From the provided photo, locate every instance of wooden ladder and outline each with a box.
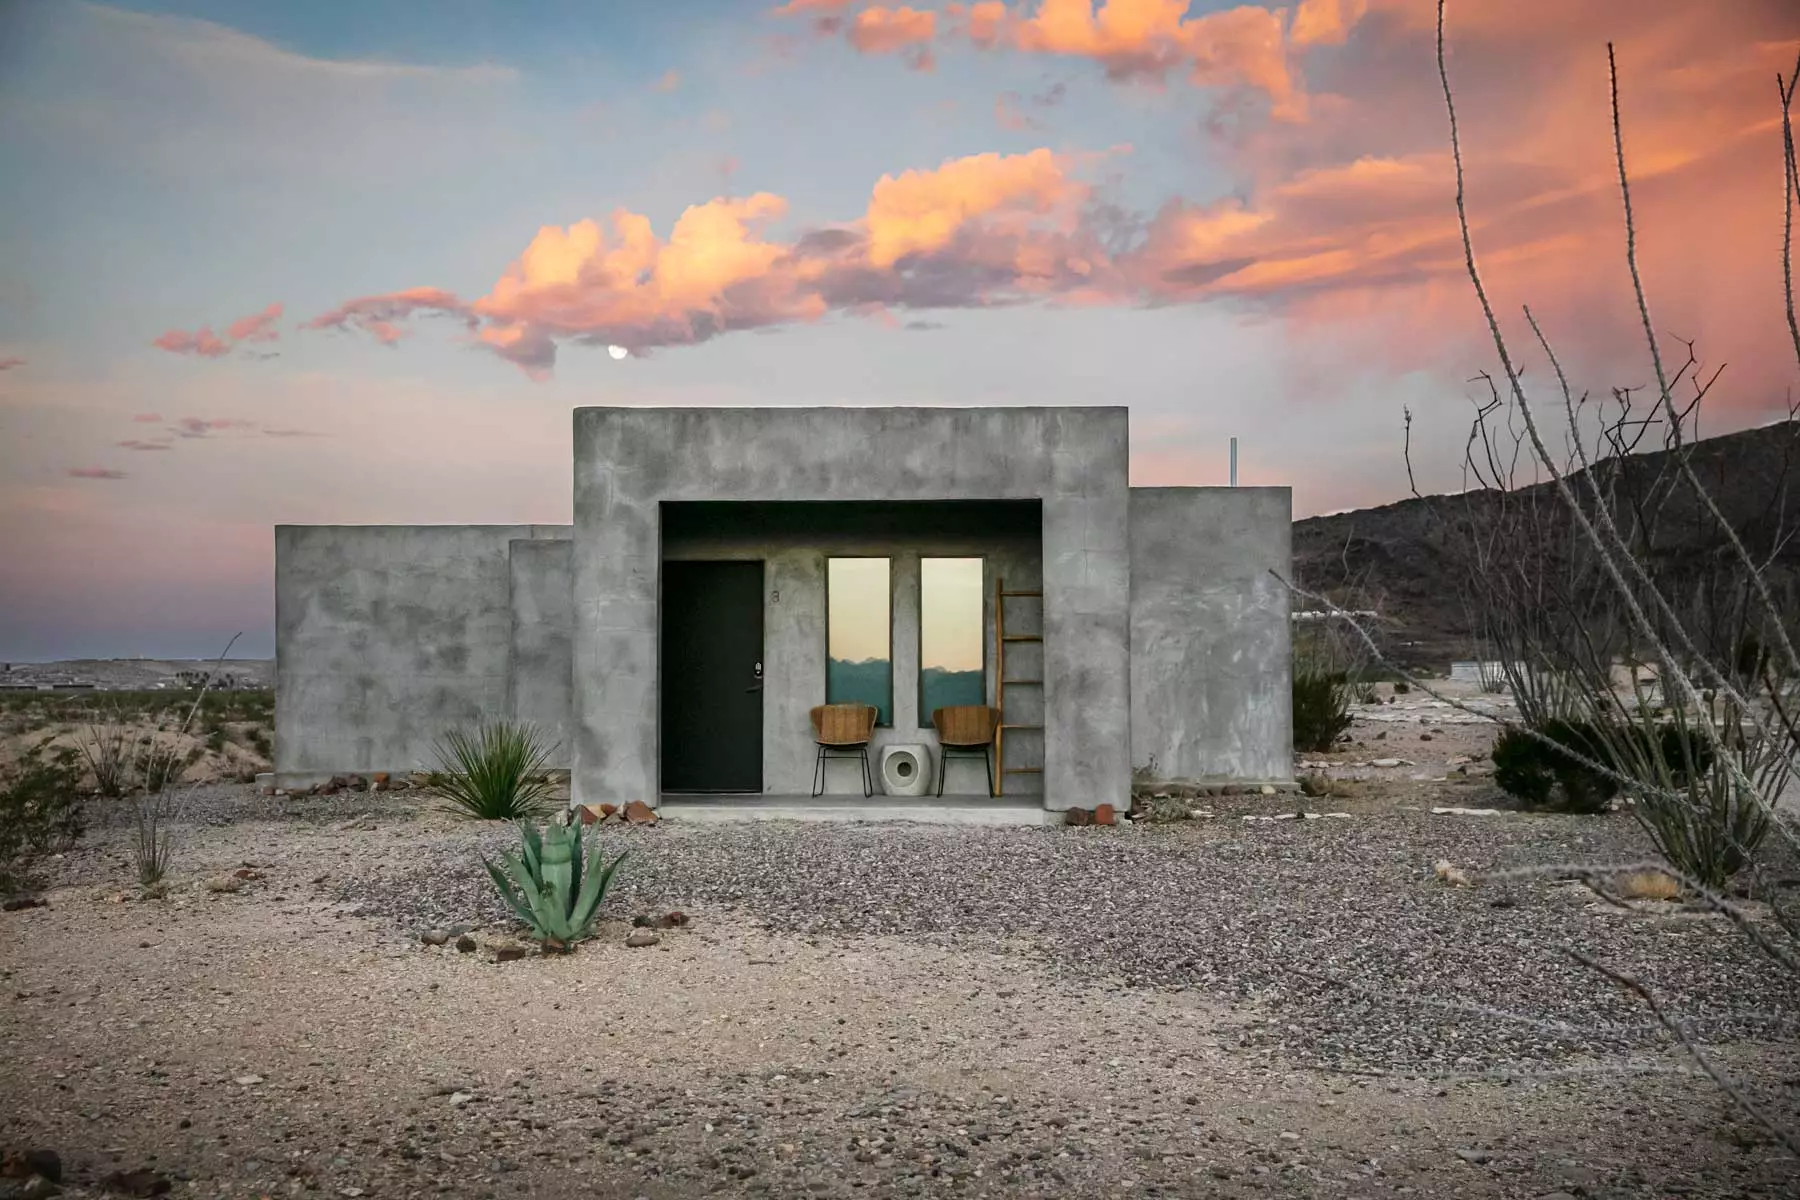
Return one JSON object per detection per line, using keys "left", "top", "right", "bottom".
{"left": 993, "top": 576, "right": 1043, "bottom": 796}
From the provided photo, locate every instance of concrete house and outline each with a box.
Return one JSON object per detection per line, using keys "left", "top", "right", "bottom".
{"left": 275, "top": 406, "right": 1293, "bottom": 818}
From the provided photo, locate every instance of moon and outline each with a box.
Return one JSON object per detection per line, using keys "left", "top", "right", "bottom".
{"left": 607, "top": 345, "right": 629, "bottom": 360}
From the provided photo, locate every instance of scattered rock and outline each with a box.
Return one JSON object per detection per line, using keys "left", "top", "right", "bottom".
{"left": 1, "top": 896, "right": 47, "bottom": 912}
{"left": 18, "top": 1174, "right": 61, "bottom": 1199}
{"left": 420, "top": 929, "right": 451, "bottom": 946}
{"left": 1064, "top": 807, "right": 1090, "bottom": 827}
{"left": 1455, "top": 1148, "right": 1494, "bottom": 1165}
{"left": 335, "top": 813, "right": 373, "bottom": 832}
{"left": 1260, "top": 784, "right": 1277, "bottom": 795}
{"left": 1298, "top": 775, "right": 1329, "bottom": 797}
{"left": 1432, "top": 807, "right": 1504, "bottom": 817}
{"left": 1092, "top": 804, "right": 1116, "bottom": 827}
{"left": 233, "top": 1074, "right": 263, "bottom": 1086}
{"left": 205, "top": 875, "right": 242, "bottom": 894}
{"left": 1434, "top": 860, "right": 1473, "bottom": 888}
{"left": 231, "top": 867, "right": 261, "bottom": 881}
{"left": 454, "top": 934, "right": 477, "bottom": 953}
{"left": 494, "top": 946, "right": 529, "bottom": 963}
{"left": 626, "top": 929, "right": 661, "bottom": 948}
{"left": 97, "top": 1169, "right": 171, "bottom": 1197}
{"left": 1, "top": 1150, "right": 61, "bottom": 1183}
{"left": 623, "top": 800, "right": 658, "bottom": 826}
{"left": 448, "top": 1091, "right": 475, "bottom": 1107}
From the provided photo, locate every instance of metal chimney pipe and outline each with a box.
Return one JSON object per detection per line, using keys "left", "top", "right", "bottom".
{"left": 1229, "top": 437, "right": 1238, "bottom": 487}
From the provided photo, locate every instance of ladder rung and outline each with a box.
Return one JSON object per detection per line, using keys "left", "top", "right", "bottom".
{"left": 1002, "top": 678, "right": 1042, "bottom": 685}
{"left": 1000, "top": 723, "right": 1043, "bottom": 730}
{"left": 1000, "top": 590, "right": 1042, "bottom": 597}
{"left": 1001, "top": 635, "right": 1042, "bottom": 643}
{"left": 1003, "top": 767, "right": 1043, "bottom": 774}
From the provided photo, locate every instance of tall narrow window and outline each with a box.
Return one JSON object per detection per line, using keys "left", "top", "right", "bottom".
{"left": 826, "top": 557, "right": 892, "bottom": 725}
{"left": 920, "top": 557, "right": 985, "bottom": 725}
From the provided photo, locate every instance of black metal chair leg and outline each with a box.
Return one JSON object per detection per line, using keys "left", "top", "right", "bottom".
{"left": 985, "top": 748, "right": 995, "bottom": 797}
{"left": 861, "top": 747, "right": 873, "bottom": 797}
{"left": 812, "top": 744, "right": 826, "bottom": 797}
{"left": 936, "top": 748, "right": 946, "bottom": 797}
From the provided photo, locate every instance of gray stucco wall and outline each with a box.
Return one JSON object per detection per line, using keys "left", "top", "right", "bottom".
{"left": 1129, "top": 487, "right": 1293, "bottom": 783}
{"left": 507, "top": 539, "right": 574, "bottom": 768}
{"left": 662, "top": 525, "right": 1041, "bottom": 796}
{"left": 571, "top": 407, "right": 1130, "bottom": 811}
{"left": 274, "top": 524, "right": 567, "bottom": 782}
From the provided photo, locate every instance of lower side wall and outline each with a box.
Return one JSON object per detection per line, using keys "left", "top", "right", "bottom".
{"left": 508, "top": 540, "right": 574, "bottom": 768}
{"left": 274, "top": 524, "right": 568, "bottom": 782}
{"left": 1129, "top": 487, "right": 1293, "bottom": 783}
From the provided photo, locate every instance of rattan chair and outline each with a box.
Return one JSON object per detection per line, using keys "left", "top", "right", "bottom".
{"left": 931, "top": 705, "right": 999, "bottom": 797}
{"left": 810, "top": 703, "right": 878, "bottom": 797}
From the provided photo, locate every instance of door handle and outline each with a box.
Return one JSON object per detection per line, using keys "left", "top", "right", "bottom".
{"left": 746, "top": 661, "right": 764, "bottom": 693}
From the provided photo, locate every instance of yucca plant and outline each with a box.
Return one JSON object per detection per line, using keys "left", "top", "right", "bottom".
{"left": 427, "top": 720, "right": 557, "bottom": 820}
{"left": 482, "top": 819, "right": 628, "bottom": 952}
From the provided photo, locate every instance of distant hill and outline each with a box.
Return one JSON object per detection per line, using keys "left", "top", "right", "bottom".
{"left": 1293, "top": 422, "right": 1800, "bottom": 667}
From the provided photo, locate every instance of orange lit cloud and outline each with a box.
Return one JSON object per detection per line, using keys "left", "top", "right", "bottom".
{"left": 304, "top": 148, "right": 1115, "bottom": 375}
{"left": 778, "top": 2, "right": 1374, "bottom": 120}
{"left": 652, "top": 69, "right": 681, "bottom": 92}
{"left": 847, "top": 6, "right": 938, "bottom": 69}
{"left": 153, "top": 301, "right": 285, "bottom": 358}
{"left": 68, "top": 466, "right": 128, "bottom": 480}
{"left": 119, "top": 439, "right": 173, "bottom": 451}
{"left": 271, "top": 0, "right": 1798, "bottom": 412}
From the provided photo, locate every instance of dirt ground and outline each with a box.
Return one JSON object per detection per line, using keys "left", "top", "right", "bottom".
{"left": 3, "top": 696, "right": 1798, "bottom": 1200}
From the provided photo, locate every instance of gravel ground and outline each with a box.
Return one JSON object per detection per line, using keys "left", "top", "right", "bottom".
{"left": 339, "top": 794, "right": 1798, "bottom": 1076}
{"left": 4, "top": 773, "right": 1798, "bottom": 1200}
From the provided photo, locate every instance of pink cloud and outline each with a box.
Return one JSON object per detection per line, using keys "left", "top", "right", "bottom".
{"left": 225, "top": 301, "right": 283, "bottom": 343}
{"left": 132, "top": 413, "right": 163, "bottom": 423}
{"left": 118, "top": 440, "right": 173, "bottom": 451}
{"left": 302, "top": 287, "right": 472, "bottom": 345}
{"left": 152, "top": 327, "right": 231, "bottom": 358}
{"left": 68, "top": 467, "right": 128, "bottom": 480}
{"left": 152, "top": 301, "right": 284, "bottom": 359}
{"left": 0, "top": 357, "right": 24, "bottom": 371}
{"left": 652, "top": 69, "right": 682, "bottom": 92}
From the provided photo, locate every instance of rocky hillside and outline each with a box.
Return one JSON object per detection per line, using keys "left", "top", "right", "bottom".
{"left": 1293, "top": 421, "right": 1800, "bottom": 667}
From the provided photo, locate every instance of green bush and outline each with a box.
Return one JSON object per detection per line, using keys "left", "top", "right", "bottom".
{"left": 1492, "top": 720, "right": 1619, "bottom": 813}
{"left": 483, "top": 818, "right": 628, "bottom": 952}
{"left": 1, "top": 741, "right": 86, "bottom": 892}
{"left": 1492, "top": 720, "right": 1716, "bottom": 816}
{"left": 428, "top": 720, "right": 558, "bottom": 820}
{"left": 1293, "top": 670, "right": 1353, "bottom": 753}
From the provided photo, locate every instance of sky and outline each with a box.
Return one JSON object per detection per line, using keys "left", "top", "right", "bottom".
{"left": 0, "top": 0, "right": 1796, "bottom": 661}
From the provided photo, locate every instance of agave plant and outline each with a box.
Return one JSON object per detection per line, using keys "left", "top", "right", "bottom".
{"left": 428, "top": 720, "right": 558, "bottom": 820}
{"left": 482, "top": 818, "right": 628, "bottom": 952}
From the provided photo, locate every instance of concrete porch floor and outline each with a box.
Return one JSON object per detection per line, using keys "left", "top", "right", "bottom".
{"left": 658, "top": 794, "right": 1057, "bottom": 826}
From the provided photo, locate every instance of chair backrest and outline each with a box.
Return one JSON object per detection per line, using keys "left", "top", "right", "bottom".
{"left": 811, "top": 703, "right": 877, "bottom": 745}
{"left": 932, "top": 704, "right": 998, "bottom": 747}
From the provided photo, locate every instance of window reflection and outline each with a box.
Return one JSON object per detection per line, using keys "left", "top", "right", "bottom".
{"left": 920, "top": 557, "right": 984, "bottom": 724}
{"left": 826, "top": 557, "right": 892, "bottom": 725}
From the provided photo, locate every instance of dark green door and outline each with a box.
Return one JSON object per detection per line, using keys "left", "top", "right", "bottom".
{"left": 660, "top": 560, "right": 764, "bottom": 792}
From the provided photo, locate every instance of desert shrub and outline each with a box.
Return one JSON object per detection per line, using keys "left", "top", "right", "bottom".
{"left": 1492, "top": 720, "right": 1621, "bottom": 814}
{"left": 428, "top": 720, "right": 558, "bottom": 820}
{"left": 1, "top": 741, "right": 86, "bottom": 891}
{"left": 483, "top": 818, "right": 627, "bottom": 952}
{"left": 1293, "top": 669, "right": 1353, "bottom": 753}
{"left": 1393, "top": 680, "right": 1411, "bottom": 694}
{"left": 80, "top": 722, "right": 142, "bottom": 797}
{"left": 132, "top": 785, "right": 182, "bottom": 887}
